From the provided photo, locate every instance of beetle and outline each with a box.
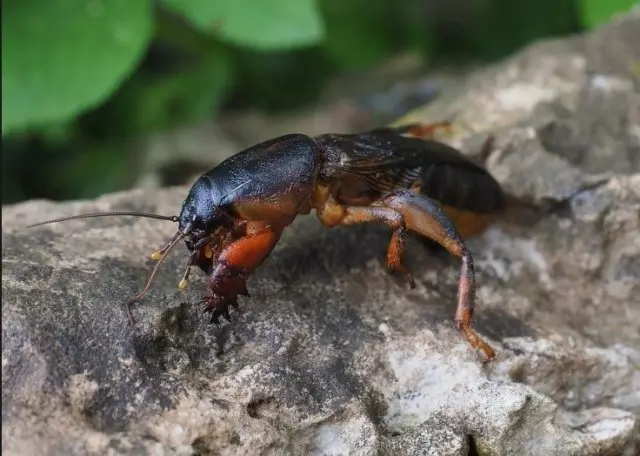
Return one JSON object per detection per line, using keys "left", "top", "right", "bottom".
{"left": 30, "top": 121, "right": 505, "bottom": 361}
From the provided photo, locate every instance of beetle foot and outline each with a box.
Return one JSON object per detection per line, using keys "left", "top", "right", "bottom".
{"left": 203, "top": 265, "right": 251, "bottom": 326}
{"left": 386, "top": 257, "right": 416, "bottom": 289}
{"left": 402, "top": 270, "right": 416, "bottom": 289}
{"left": 202, "top": 294, "right": 239, "bottom": 326}
{"left": 203, "top": 273, "right": 249, "bottom": 326}
{"left": 389, "top": 267, "right": 415, "bottom": 289}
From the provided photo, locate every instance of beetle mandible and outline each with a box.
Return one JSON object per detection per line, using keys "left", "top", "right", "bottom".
{"left": 30, "top": 121, "right": 505, "bottom": 361}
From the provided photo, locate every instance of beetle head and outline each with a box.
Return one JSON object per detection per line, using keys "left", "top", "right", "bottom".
{"left": 178, "top": 176, "right": 231, "bottom": 247}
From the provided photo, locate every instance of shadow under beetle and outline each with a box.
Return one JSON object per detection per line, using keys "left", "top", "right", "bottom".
{"left": 30, "top": 121, "right": 506, "bottom": 361}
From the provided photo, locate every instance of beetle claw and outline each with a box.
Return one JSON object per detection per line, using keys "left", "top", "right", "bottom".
{"left": 236, "top": 279, "right": 250, "bottom": 297}
{"left": 209, "top": 305, "right": 231, "bottom": 325}
{"left": 206, "top": 299, "right": 224, "bottom": 326}
{"left": 202, "top": 295, "right": 217, "bottom": 312}
{"left": 405, "top": 272, "right": 416, "bottom": 289}
{"left": 202, "top": 293, "right": 241, "bottom": 326}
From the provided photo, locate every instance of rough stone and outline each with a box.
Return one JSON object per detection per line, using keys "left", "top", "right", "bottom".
{"left": 3, "top": 11, "right": 640, "bottom": 456}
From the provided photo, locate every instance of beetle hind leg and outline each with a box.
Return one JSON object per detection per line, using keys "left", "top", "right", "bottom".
{"left": 380, "top": 189, "right": 495, "bottom": 361}
{"left": 314, "top": 190, "right": 494, "bottom": 360}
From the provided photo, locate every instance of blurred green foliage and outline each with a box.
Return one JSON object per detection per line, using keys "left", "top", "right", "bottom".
{"left": 2, "top": 0, "right": 152, "bottom": 136}
{"left": 1, "top": 0, "right": 636, "bottom": 204}
{"left": 578, "top": 0, "right": 638, "bottom": 27}
{"left": 162, "top": 0, "right": 325, "bottom": 49}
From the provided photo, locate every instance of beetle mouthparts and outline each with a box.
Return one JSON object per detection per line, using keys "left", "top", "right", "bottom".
{"left": 180, "top": 222, "right": 193, "bottom": 237}
{"left": 150, "top": 231, "right": 182, "bottom": 261}
{"left": 178, "top": 254, "right": 196, "bottom": 291}
{"left": 125, "top": 231, "right": 184, "bottom": 324}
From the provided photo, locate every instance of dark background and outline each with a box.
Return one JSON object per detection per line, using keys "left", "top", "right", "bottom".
{"left": 2, "top": 0, "right": 635, "bottom": 205}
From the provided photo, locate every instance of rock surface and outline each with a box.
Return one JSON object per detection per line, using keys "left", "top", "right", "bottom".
{"left": 3, "top": 12, "right": 640, "bottom": 456}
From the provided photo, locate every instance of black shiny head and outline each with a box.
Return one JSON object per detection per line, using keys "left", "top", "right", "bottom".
{"left": 178, "top": 176, "right": 231, "bottom": 249}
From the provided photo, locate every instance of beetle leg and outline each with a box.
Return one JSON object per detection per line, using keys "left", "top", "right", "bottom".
{"left": 396, "top": 121, "right": 453, "bottom": 139}
{"left": 344, "top": 208, "right": 416, "bottom": 287}
{"left": 379, "top": 189, "right": 495, "bottom": 361}
{"left": 203, "top": 223, "right": 285, "bottom": 325}
{"left": 315, "top": 198, "right": 415, "bottom": 287}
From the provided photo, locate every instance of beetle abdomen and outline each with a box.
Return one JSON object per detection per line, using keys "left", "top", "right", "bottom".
{"left": 419, "top": 162, "right": 505, "bottom": 214}
{"left": 413, "top": 162, "right": 505, "bottom": 239}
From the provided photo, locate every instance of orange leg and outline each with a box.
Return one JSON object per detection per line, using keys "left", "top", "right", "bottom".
{"left": 204, "top": 223, "right": 285, "bottom": 324}
{"left": 315, "top": 198, "right": 415, "bottom": 287}
{"left": 342, "top": 207, "right": 416, "bottom": 288}
{"left": 380, "top": 189, "right": 495, "bottom": 361}
{"left": 315, "top": 189, "right": 495, "bottom": 361}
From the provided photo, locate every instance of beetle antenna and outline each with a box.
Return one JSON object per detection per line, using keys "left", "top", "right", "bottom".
{"left": 27, "top": 211, "right": 179, "bottom": 228}
{"left": 124, "top": 231, "right": 183, "bottom": 324}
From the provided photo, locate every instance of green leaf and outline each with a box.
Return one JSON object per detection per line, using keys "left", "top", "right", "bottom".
{"left": 161, "top": 0, "right": 325, "bottom": 50}
{"left": 578, "top": 0, "right": 638, "bottom": 28}
{"left": 2, "top": 0, "right": 153, "bottom": 136}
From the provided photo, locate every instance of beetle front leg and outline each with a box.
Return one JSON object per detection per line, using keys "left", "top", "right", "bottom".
{"left": 203, "top": 223, "right": 285, "bottom": 324}
{"left": 379, "top": 189, "right": 495, "bottom": 361}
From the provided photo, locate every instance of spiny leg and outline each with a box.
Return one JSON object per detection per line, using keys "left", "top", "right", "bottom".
{"left": 316, "top": 202, "right": 415, "bottom": 287}
{"left": 204, "top": 223, "right": 284, "bottom": 325}
{"left": 203, "top": 265, "right": 249, "bottom": 325}
{"left": 380, "top": 189, "right": 495, "bottom": 361}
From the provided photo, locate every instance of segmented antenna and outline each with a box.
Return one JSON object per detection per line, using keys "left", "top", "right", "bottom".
{"left": 27, "top": 212, "right": 179, "bottom": 228}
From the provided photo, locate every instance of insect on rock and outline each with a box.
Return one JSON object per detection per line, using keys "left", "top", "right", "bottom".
{"left": 29, "top": 121, "right": 506, "bottom": 361}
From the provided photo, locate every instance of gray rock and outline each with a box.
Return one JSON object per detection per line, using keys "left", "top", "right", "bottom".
{"left": 3, "top": 11, "right": 640, "bottom": 456}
